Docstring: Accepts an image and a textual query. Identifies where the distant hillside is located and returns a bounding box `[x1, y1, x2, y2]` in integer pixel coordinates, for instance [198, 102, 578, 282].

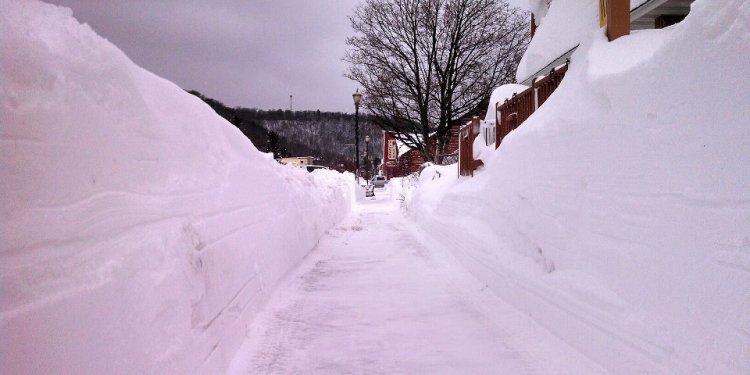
[187, 90, 383, 171]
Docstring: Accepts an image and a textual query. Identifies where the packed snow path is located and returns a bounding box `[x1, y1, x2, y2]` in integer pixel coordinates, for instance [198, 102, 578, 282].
[229, 189, 605, 374]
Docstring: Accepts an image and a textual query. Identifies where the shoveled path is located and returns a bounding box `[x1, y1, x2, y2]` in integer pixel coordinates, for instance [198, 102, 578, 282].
[228, 192, 605, 374]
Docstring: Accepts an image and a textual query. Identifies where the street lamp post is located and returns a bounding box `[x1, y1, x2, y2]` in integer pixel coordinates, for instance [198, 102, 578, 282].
[352, 89, 362, 184]
[365, 135, 371, 184]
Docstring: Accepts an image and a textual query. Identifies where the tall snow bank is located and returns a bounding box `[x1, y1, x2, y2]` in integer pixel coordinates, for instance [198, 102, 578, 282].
[0, 1, 350, 373]
[410, 0, 750, 373]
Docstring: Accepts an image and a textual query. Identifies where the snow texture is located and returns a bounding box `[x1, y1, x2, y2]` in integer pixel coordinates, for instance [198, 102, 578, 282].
[528, 0, 551, 21]
[228, 192, 607, 375]
[0, 1, 351, 373]
[411, 0, 750, 373]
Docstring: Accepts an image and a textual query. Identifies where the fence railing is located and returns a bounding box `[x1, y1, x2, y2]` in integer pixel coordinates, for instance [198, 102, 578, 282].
[458, 117, 483, 177]
[536, 63, 568, 106]
[457, 62, 568, 178]
[496, 85, 533, 146]
[495, 62, 568, 147]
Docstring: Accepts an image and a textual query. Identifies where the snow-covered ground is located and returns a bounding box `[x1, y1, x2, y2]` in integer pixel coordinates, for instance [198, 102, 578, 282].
[228, 188, 607, 374]
[408, 0, 750, 373]
[1, 1, 350, 373]
[3, 0, 749, 373]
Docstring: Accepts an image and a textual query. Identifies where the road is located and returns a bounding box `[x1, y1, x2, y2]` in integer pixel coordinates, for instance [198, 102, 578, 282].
[228, 188, 605, 374]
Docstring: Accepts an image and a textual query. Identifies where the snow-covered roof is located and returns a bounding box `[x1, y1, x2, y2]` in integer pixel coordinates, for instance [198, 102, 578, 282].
[516, 0, 597, 84]
[395, 136, 430, 157]
[393, 131, 439, 157]
[517, 0, 684, 84]
[396, 139, 412, 157]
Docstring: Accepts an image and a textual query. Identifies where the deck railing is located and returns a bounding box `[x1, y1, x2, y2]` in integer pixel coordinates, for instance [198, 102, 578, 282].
[496, 85, 533, 146]
[536, 63, 568, 106]
[458, 62, 569, 176]
[457, 62, 569, 178]
[458, 117, 483, 177]
[495, 62, 568, 147]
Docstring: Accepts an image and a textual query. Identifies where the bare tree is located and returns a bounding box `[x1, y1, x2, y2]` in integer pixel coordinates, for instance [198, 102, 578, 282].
[345, 0, 528, 161]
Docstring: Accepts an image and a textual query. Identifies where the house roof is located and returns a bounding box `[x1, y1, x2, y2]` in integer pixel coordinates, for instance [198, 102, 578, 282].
[518, 0, 695, 85]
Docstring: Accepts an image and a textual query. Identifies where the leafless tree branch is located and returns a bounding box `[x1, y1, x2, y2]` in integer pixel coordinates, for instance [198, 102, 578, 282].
[345, 0, 529, 161]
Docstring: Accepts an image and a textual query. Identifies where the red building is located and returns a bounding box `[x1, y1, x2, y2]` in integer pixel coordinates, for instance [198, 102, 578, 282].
[382, 120, 464, 178]
[382, 131, 400, 179]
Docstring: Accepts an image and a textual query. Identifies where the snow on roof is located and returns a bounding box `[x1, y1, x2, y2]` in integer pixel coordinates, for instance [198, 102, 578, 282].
[392, 130, 441, 157]
[396, 139, 412, 157]
[516, 0, 597, 83]
[518, 0, 666, 83]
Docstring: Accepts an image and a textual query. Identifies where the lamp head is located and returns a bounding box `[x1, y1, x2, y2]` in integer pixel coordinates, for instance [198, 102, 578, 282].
[352, 88, 363, 107]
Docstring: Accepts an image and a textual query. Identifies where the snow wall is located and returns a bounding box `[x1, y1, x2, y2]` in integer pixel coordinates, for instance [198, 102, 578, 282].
[0, 1, 351, 373]
[410, 0, 750, 373]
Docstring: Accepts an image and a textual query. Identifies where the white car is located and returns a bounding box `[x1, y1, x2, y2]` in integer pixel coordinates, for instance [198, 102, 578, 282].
[371, 175, 387, 188]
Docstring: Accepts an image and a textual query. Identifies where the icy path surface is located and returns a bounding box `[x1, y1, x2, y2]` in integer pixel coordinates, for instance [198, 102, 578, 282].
[228, 191, 606, 374]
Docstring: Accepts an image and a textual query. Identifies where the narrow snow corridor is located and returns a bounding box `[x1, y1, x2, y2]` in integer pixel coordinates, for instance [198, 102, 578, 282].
[229, 190, 605, 374]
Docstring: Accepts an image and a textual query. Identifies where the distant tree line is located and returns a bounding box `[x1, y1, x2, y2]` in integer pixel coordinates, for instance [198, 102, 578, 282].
[187, 90, 383, 172]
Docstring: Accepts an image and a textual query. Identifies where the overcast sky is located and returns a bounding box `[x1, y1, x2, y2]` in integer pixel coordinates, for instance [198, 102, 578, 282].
[48, 0, 528, 113]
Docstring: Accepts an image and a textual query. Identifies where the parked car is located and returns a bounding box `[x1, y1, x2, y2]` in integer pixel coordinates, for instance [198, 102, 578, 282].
[371, 175, 387, 188]
[305, 165, 329, 172]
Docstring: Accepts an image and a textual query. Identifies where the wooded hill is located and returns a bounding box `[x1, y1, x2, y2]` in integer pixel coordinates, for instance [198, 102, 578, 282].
[188, 90, 383, 171]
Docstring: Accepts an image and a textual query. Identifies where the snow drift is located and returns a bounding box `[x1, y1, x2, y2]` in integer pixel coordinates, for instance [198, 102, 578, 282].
[410, 0, 750, 373]
[0, 1, 350, 373]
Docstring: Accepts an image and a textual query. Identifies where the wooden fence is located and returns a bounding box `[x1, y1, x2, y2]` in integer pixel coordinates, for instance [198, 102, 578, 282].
[536, 63, 568, 106]
[496, 62, 568, 147]
[457, 62, 569, 178]
[458, 117, 483, 177]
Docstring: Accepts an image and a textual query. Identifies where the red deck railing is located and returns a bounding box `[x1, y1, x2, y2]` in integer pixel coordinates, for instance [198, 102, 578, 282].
[458, 117, 483, 177]
[457, 62, 568, 178]
[536, 63, 568, 107]
[495, 62, 568, 147]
